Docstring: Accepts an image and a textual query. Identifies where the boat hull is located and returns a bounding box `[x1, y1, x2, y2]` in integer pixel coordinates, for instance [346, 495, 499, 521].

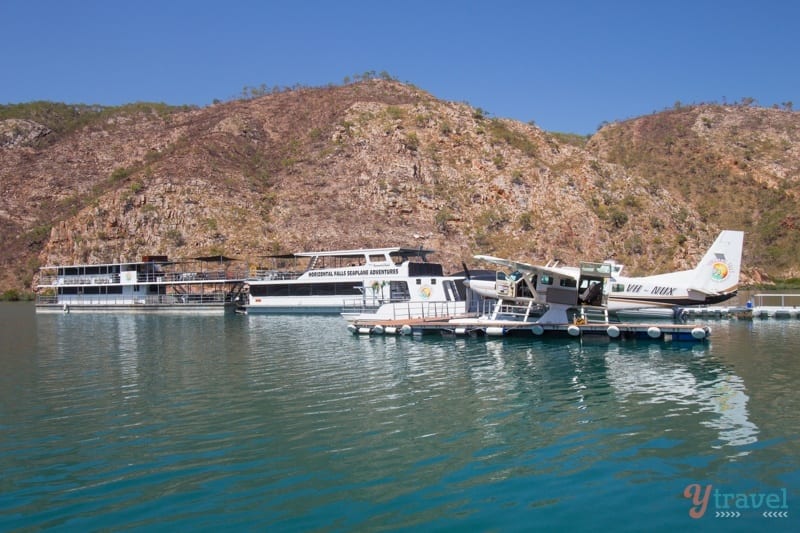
[242, 304, 343, 314]
[36, 302, 234, 314]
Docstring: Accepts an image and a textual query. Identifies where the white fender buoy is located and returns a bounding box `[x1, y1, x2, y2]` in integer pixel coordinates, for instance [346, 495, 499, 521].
[486, 326, 505, 336]
[400, 325, 412, 336]
[691, 327, 706, 340]
[358, 327, 372, 335]
[567, 324, 581, 337]
[385, 326, 398, 335]
[647, 326, 661, 339]
[346, 324, 357, 334]
[607, 325, 620, 338]
[372, 325, 385, 335]
[531, 324, 544, 336]
[455, 327, 467, 335]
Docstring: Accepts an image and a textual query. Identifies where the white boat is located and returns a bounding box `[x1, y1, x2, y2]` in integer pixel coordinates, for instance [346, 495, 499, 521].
[241, 247, 469, 315]
[36, 255, 247, 314]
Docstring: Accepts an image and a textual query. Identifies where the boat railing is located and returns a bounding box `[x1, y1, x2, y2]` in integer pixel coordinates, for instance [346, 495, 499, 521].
[343, 298, 468, 321]
[36, 293, 234, 306]
[752, 293, 800, 308]
[38, 274, 121, 286]
[38, 270, 247, 286]
[491, 302, 546, 320]
[249, 269, 304, 281]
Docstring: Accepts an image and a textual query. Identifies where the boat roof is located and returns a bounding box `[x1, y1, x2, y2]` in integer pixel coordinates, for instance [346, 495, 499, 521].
[262, 247, 435, 260]
[193, 255, 240, 262]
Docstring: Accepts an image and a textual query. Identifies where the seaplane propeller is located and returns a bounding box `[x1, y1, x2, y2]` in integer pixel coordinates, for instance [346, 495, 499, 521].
[461, 261, 471, 280]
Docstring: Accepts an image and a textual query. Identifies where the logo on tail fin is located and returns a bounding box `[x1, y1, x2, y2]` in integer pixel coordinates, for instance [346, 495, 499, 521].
[711, 261, 730, 282]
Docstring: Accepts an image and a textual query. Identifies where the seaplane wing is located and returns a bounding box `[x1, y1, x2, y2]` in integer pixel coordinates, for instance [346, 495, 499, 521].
[473, 255, 578, 279]
[473, 255, 537, 273]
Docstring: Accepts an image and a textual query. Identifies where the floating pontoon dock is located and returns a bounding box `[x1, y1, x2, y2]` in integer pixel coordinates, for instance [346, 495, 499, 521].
[346, 316, 711, 342]
[681, 293, 800, 320]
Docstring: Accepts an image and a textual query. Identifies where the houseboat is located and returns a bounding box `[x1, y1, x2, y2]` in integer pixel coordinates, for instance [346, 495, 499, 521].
[35, 255, 247, 314]
[240, 247, 470, 314]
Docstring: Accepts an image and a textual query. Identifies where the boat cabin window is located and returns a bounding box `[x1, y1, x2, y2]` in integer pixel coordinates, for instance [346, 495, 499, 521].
[539, 274, 553, 286]
[443, 281, 455, 301]
[368, 254, 389, 264]
[249, 282, 362, 297]
[408, 263, 443, 276]
[559, 278, 577, 288]
[58, 286, 123, 295]
[390, 281, 410, 300]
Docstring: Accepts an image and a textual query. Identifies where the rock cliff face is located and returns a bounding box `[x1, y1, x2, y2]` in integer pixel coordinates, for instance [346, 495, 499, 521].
[1, 80, 799, 292]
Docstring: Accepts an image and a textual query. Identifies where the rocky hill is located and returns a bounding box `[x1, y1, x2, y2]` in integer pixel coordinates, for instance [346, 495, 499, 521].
[2, 80, 799, 294]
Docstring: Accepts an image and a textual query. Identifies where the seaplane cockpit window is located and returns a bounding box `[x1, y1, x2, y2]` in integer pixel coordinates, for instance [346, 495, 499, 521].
[496, 271, 507, 281]
[509, 271, 522, 281]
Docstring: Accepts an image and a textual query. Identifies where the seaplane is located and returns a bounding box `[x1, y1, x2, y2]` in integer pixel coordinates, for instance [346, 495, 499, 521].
[464, 230, 744, 323]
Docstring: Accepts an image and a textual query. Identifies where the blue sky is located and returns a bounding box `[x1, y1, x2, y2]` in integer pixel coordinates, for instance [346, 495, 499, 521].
[2, 0, 798, 134]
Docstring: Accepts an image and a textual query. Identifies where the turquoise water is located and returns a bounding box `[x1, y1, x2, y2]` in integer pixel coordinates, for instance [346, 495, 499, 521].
[1, 303, 798, 531]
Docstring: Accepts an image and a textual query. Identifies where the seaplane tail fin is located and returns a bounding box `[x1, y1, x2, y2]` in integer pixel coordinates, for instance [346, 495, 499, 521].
[690, 230, 744, 294]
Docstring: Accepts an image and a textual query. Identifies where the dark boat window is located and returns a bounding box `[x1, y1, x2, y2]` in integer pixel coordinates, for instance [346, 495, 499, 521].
[291, 284, 313, 296]
[390, 281, 410, 300]
[408, 263, 444, 276]
[250, 282, 362, 297]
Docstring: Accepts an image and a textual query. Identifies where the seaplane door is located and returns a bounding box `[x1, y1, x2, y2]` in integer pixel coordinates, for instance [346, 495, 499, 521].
[579, 261, 615, 308]
[494, 270, 529, 299]
[495, 271, 511, 297]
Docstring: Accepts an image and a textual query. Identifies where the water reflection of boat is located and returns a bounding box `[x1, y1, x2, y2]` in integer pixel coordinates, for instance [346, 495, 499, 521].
[603, 345, 758, 449]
